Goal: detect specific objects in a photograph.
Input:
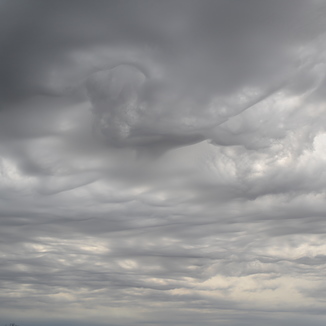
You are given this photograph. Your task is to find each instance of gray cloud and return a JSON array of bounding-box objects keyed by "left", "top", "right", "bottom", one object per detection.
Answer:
[{"left": 2, "top": 1, "right": 326, "bottom": 326}]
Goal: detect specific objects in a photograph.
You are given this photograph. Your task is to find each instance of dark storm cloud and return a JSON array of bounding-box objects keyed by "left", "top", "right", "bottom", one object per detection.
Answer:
[
  {"left": 2, "top": 0, "right": 326, "bottom": 150},
  {"left": 2, "top": 1, "right": 326, "bottom": 326}
]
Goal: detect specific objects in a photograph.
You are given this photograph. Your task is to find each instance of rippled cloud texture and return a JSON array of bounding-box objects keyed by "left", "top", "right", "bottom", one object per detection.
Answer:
[{"left": 2, "top": 1, "right": 326, "bottom": 325}]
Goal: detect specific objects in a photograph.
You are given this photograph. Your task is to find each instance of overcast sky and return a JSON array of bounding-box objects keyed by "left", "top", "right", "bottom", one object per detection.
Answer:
[{"left": 2, "top": 1, "right": 326, "bottom": 325}]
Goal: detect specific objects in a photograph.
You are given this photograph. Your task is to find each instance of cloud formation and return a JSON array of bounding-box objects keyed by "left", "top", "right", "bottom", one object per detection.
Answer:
[{"left": 1, "top": 1, "right": 326, "bottom": 326}]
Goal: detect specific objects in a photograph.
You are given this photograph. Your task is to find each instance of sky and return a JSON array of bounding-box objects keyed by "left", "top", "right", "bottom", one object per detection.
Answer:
[{"left": 2, "top": 1, "right": 326, "bottom": 325}]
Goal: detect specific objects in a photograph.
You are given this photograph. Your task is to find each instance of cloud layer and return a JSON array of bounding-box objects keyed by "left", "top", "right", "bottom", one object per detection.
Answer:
[{"left": 1, "top": 1, "right": 326, "bottom": 326}]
